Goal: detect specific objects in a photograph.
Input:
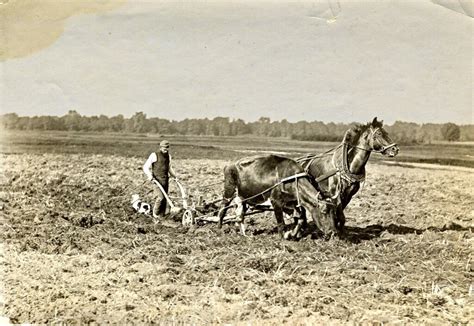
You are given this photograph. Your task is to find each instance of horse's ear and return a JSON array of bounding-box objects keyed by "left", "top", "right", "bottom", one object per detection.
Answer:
[{"left": 372, "top": 117, "right": 384, "bottom": 127}]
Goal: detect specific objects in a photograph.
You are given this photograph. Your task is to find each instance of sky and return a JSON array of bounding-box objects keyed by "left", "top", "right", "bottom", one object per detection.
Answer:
[{"left": 1, "top": 0, "right": 472, "bottom": 124}]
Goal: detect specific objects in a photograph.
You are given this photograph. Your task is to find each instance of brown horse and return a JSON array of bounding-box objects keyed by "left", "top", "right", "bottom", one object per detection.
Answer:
[
  {"left": 297, "top": 117, "right": 399, "bottom": 231},
  {"left": 217, "top": 154, "right": 338, "bottom": 239}
]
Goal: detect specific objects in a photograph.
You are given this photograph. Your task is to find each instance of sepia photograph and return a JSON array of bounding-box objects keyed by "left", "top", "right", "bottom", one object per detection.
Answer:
[{"left": 0, "top": 0, "right": 472, "bottom": 324}]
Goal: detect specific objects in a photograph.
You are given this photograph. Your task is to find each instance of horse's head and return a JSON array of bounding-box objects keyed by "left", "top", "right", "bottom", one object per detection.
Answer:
[
  {"left": 365, "top": 117, "right": 399, "bottom": 157},
  {"left": 309, "top": 192, "right": 339, "bottom": 235}
]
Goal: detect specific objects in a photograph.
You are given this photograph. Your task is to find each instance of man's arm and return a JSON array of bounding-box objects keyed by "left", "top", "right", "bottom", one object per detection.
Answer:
[
  {"left": 169, "top": 166, "right": 177, "bottom": 179},
  {"left": 143, "top": 152, "right": 157, "bottom": 181}
]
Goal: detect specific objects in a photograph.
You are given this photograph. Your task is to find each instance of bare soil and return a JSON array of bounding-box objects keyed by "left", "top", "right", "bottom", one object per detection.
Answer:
[{"left": 1, "top": 153, "right": 472, "bottom": 324}]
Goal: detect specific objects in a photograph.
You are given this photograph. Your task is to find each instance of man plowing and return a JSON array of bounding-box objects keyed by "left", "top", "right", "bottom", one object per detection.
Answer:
[{"left": 143, "top": 140, "right": 179, "bottom": 219}]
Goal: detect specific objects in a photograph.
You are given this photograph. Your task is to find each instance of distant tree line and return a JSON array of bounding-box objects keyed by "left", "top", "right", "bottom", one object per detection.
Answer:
[{"left": 1, "top": 111, "right": 472, "bottom": 143}]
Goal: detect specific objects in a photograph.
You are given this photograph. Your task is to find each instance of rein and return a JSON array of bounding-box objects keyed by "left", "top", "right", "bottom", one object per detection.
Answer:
[
  {"left": 237, "top": 172, "right": 310, "bottom": 206},
  {"left": 208, "top": 172, "right": 315, "bottom": 217}
]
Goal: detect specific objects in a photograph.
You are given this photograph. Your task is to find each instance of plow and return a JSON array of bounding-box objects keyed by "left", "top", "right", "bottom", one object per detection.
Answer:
[
  {"left": 150, "top": 177, "right": 291, "bottom": 227},
  {"left": 151, "top": 179, "right": 246, "bottom": 226}
]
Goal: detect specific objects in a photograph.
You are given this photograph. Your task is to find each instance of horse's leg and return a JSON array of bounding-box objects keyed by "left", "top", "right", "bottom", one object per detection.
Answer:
[
  {"left": 218, "top": 167, "right": 238, "bottom": 229},
  {"left": 341, "top": 183, "right": 360, "bottom": 210},
  {"left": 288, "top": 213, "right": 305, "bottom": 240},
  {"left": 218, "top": 198, "right": 232, "bottom": 229},
  {"left": 296, "top": 207, "right": 307, "bottom": 239},
  {"left": 297, "top": 206, "right": 308, "bottom": 229},
  {"left": 287, "top": 205, "right": 298, "bottom": 226},
  {"left": 282, "top": 205, "right": 306, "bottom": 240},
  {"left": 271, "top": 202, "right": 286, "bottom": 239},
  {"left": 237, "top": 202, "right": 247, "bottom": 236},
  {"left": 292, "top": 213, "right": 298, "bottom": 227},
  {"left": 336, "top": 204, "right": 346, "bottom": 232},
  {"left": 335, "top": 183, "right": 358, "bottom": 232}
]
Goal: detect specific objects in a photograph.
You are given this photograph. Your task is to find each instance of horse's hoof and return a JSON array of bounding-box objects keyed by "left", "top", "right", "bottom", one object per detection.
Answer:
[
  {"left": 283, "top": 231, "right": 292, "bottom": 240},
  {"left": 323, "top": 231, "right": 338, "bottom": 240}
]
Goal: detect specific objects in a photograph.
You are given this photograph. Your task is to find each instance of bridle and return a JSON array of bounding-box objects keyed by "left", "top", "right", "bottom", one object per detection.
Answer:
[
  {"left": 346, "top": 127, "right": 398, "bottom": 154},
  {"left": 333, "top": 126, "right": 397, "bottom": 187}
]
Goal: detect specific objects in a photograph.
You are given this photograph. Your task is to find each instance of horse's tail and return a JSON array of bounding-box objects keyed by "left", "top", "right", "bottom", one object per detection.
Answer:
[
  {"left": 222, "top": 164, "right": 238, "bottom": 200},
  {"left": 218, "top": 164, "right": 239, "bottom": 228}
]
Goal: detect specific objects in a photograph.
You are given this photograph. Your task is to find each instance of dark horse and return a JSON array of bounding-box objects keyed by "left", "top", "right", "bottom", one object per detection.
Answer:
[
  {"left": 217, "top": 154, "right": 338, "bottom": 239},
  {"left": 297, "top": 117, "right": 399, "bottom": 231}
]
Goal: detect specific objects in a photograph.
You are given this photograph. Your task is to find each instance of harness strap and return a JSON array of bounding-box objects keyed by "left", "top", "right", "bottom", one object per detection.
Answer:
[
  {"left": 295, "top": 177, "right": 301, "bottom": 207},
  {"left": 280, "top": 172, "right": 309, "bottom": 183},
  {"left": 296, "top": 144, "right": 343, "bottom": 166},
  {"left": 315, "top": 168, "right": 339, "bottom": 183},
  {"left": 374, "top": 142, "right": 398, "bottom": 153},
  {"left": 302, "top": 158, "right": 313, "bottom": 173},
  {"left": 238, "top": 172, "right": 309, "bottom": 205},
  {"left": 297, "top": 126, "right": 398, "bottom": 198},
  {"left": 301, "top": 141, "right": 365, "bottom": 186}
]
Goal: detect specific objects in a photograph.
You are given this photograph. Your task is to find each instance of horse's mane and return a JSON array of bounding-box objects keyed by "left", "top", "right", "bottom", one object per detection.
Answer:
[{"left": 343, "top": 119, "right": 384, "bottom": 144}]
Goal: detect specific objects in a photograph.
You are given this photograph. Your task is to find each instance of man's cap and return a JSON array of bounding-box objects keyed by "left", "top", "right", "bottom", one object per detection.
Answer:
[{"left": 159, "top": 140, "right": 170, "bottom": 148}]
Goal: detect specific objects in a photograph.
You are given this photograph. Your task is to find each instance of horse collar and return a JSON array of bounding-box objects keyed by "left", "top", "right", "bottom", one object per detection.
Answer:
[{"left": 334, "top": 142, "right": 366, "bottom": 184}]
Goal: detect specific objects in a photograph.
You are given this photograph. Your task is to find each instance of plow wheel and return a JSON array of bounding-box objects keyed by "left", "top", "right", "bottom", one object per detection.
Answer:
[{"left": 181, "top": 209, "right": 195, "bottom": 226}]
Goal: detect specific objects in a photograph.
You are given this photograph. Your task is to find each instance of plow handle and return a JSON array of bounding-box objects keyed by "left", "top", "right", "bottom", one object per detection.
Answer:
[
  {"left": 151, "top": 179, "right": 189, "bottom": 210},
  {"left": 151, "top": 179, "right": 176, "bottom": 209}
]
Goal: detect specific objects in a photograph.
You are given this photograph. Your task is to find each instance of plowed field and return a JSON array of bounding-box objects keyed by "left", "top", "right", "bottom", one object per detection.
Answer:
[{"left": 1, "top": 153, "right": 472, "bottom": 324}]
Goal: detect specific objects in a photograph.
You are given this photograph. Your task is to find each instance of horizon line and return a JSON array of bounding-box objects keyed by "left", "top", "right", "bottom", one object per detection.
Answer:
[{"left": 1, "top": 111, "right": 471, "bottom": 127}]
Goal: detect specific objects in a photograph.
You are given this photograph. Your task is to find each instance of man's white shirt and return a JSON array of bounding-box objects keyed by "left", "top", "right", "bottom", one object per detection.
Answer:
[
  {"left": 143, "top": 152, "right": 158, "bottom": 181},
  {"left": 143, "top": 152, "right": 173, "bottom": 181}
]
